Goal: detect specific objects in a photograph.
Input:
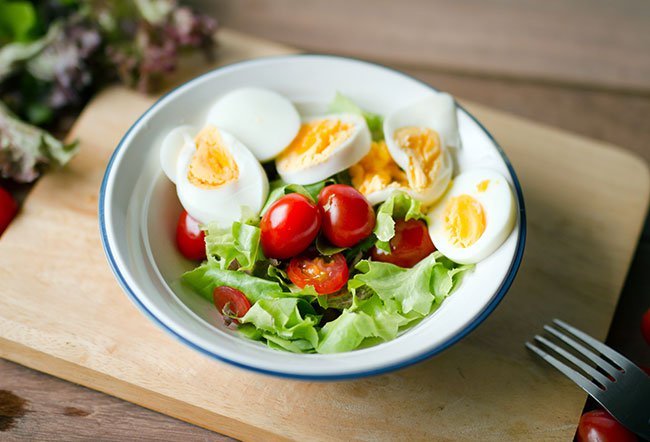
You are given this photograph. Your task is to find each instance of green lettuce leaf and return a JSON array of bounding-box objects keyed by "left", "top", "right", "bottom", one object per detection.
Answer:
[
  {"left": 352, "top": 254, "right": 437, "bottom": 316},
  {"left": 261, "top": 178, "right": 332, "bottom": 214},
  {"left": 316, "top": 309, "right": 379, "bottom": 353},
  {"left": 0, "top": 100, "right": 78, "bottom": 182},
  {"left": 204, "top": 221, "right": 263, "bottom": 271},
  {"left": 328, "top": 92, "right": 384, "bottom": 141},
  {"left": 182, "top": 262, "right": 284, "bottom": 304},
  {"left": 353, "top": 294, "right": 408, "bottom": 341},
  {"left": 373, "top": 191, "right": 426, "bottom": 252},
  {"left": 241, "top": 297, "right": 320, "bottom": 351}
]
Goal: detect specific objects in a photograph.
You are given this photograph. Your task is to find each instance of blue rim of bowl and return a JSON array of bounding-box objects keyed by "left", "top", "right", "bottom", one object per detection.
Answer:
[{"left": 99, "top": 54, "right": 527, "bottom": 381}]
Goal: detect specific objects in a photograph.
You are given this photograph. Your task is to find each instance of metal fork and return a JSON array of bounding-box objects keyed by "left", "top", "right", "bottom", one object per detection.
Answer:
[{"left": 526, "top": 319, "right": 650, "bottom": 439}]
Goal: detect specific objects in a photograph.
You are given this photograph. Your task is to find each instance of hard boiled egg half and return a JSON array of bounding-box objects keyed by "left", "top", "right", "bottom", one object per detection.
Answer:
[
  {"left": 206, "top": 87, "right": 301, "bottom": 162},
  {"left": 427, "top": 169, "right": 516, "bottom": 264},
  {"left": 161, "top": 125, "right": 269, "bottom": 226},
  {"left": 350, "top": 93, "right": 459, "bottom": 206},
  {"left": 275, "top": 113, "right": 371, "bottom": 185}
]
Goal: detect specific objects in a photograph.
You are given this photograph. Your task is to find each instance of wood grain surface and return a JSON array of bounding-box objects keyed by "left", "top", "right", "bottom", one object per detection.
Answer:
[
  {"left": 197, "top": 0, "right": 650, "bottom": 92},
  {"left": 0, "top": 29, "right": 648, "bottom": 441},
  {"left": 2, "top": 3, "right": 650, "bottom": 438}
]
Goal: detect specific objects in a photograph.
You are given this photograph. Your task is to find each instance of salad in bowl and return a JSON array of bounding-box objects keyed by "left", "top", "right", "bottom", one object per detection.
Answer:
[
  {"left": 100, "top": 55, "right": 524, "bottom": 378},
  {"left": 162, "top": 87, "right": 516, "bottom": 354}
]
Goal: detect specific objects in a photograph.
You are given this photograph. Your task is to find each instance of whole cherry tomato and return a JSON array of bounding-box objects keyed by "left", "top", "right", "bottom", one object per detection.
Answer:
[
  {"left": 318, "top": 184, "right": 375, "bottom": 247},
  {"left": 287, "top": 252, "right": 349, "bottom": 295},
  {"left": 213, "top": 286, "right": 251, "bottom": 322},
  {"left": 176, "top": 210, "right": 206, "bottom": 261},
  {"left": 577, "top": 409, "right": 637, "bottom": 442},
  {"left": 371, "top": 218, "right": 435, "bottom": 268},
  {"left": 641, "top": 308, "right": 650, "bottom": 345},
  {"left": 260, "top": 193, "right": 322, "bottom": 259},
  {"left": 0, "top": 186, "right": 18, "bottom": 235}
]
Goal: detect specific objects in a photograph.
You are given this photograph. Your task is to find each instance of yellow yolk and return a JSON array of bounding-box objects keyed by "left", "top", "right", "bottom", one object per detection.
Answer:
[
  {"left": 444, "top": 194, "right": 486, "bottom": 248},
  {"left": 394, "top": 126, "right": 442, "bottom": 191},
  {"left": 350, "top": 140, "right": 408, "bottom": 195},
  {"left": 276, "top": 119, "right": 352, "bottom": 171},
  {"left": 477, "top": 179, "right": 490, "bottom": 192},
  {"left": 188, "top": 126, "right": 239, "bottom": 189}
]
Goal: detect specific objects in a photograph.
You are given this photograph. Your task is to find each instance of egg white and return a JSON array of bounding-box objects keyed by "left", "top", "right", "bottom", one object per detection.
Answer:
[
  {"left": 428, "top": 169, "right": 515, "bottom": 264},
  {"left": 383, "top": 92, "right": 461, "bottom": 172},
  {"left": 276, "top": 113, "right": 371, "bottom": 185},
  {"left": 175, "top": 129, "right": 269, "bottom": 226},
  {"left": 160, "top": 125, "right": 196, "bottom": 184},
  {"left": 206, "top": 87, "right": 300, "bottom": 162}
]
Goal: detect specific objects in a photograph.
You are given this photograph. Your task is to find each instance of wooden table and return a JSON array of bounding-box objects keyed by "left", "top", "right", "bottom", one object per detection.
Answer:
[{"left": 2, "top": 1, "right": 649, "bottom": 439}]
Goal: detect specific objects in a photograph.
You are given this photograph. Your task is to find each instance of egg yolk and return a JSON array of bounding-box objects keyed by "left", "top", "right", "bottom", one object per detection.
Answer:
[
  {"left": 477, "top": 179, "right": 490, "bottom": 192},
  {"left": 350, "top": 140, "right": 408, "bottom": 195},
  {"left": 188, "top": 126, "right": 239, "bottom": 189},
  {"left": 444, "top": 194, "right": 486, "bottom": 248},
  {"left": 276, "top": 119, "right": 352, "bottom": 171},
  {"left": 394, "top": 126, "right": 442, "bottom": 191}
]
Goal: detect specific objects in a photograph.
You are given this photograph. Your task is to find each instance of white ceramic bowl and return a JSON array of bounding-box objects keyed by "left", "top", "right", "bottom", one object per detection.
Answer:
[{"left": 100, "top": 55, "right": 526, "bottom": 380}]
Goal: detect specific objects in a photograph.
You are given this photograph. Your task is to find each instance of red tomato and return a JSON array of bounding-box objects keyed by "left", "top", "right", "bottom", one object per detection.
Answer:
[
  {"left": 318, "top": 184, "right": 375, "bottom": 247},
  {"left": 213, "top": 286, "right": 251, "bottom": 321},
  {"left": 577, "top": 409, "right": 637, "bottom": 442},
  {"left": 641, "top": 308, "right": 650, "bottom": 345},
  {"left": 287, "top": 252, "right": 349, "bottom": 295},
  {"left": 0, "top": 187, "right": 18, "bottom": 235},
  {"left": 260, "top": 193, "right": 322, "bottom": 259},
  {"left": 371, "top": 218, "right": 435, "bottom": 268},
  {"left": 176, "top": 210, "right": 206, "bottom": 261}
]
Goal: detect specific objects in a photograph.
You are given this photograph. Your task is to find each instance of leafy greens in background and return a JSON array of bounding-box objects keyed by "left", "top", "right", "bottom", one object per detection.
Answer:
[{"left": 0, "top": 0, "right": 217, "bottom": 182}]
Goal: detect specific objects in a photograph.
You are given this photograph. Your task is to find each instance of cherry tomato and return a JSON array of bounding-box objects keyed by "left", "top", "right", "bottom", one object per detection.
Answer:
[
  {"left": 213, "top": 286, "right": 251, "bottom": 322},
  {"left": 371, "top": 218, "right": 435, "bottom": 268},
  {"left": 287, "top": 252, "right": 349, "bottom": 295},
  {"left": 318, "top": 184, "right": 375, "bottom": 247},
  {"left": 0, "top": 187, "right": 18, "bottom": 235},
  {"left": 260, "top": 193, "right": 322, "bottom": 259},
  {"left": 577, "top": 409, "right": 637, "bottom": 442},
  {"left": 641, "top": 308, "right": 650, "bottom": 345},
  {"left": 176, "top": 210, "right": 206, "bottom": 261}
]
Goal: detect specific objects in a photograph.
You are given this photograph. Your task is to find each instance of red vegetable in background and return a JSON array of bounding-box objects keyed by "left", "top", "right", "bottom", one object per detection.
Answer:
[
  {"left": 0, "top": 187, "right": 18, "bottom": 235},
  {"left": 176, "top": 210, "right": 206, "bottom": 261},
  {"left": 213, "top": 286, "right": 251, "bottom": 322},
  {"left": 576, "top": 409, "right": 637, "bottom": 442},
  {"left": 371, "top": 218, "right": 435, "bottom": 268},
  {"left": 260, "top": 193, "right": 322, "bottom": 259},
  {"left": 641, "top": 308, "right": 650, "bottom": 345},
  {"left": 318, "top": 184, "right": 375, "bottom": 247},
  {"left": 287, "top": 252, "right": 349, "bottom": 295}
]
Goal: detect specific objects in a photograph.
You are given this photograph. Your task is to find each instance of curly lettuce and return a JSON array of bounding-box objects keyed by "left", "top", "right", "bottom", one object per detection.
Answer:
[{"left": 373, "top": 191, "right": 427, "bottom": 252}]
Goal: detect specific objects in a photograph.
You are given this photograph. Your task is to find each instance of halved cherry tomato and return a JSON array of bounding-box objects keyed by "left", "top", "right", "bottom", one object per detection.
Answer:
[
  {"left": 260, "top": 193, "right": 322, "bottom": 259},
  {"left": 577, "top": 409, "right": 637, "bottom": 442},
  {"left": 371, "top": 218, "right": 435, "bottom": 268},
  {"left": 0, "top": 186, "right": 18, "bottom": 235},
  {"left": 318, "top": 184, "right": 375, "bottom": 247},
  {"left": 287, "top": 252, "right": 349, "bottom": 295},
  {"left": 641, "top": 308, "right": 650, "bottom": 345},
  {"left": 213, "top": 286, "right": 251, "bottom": 322},
  {"left": 176, "top": 210, "right": 206, "bottom": 261}
]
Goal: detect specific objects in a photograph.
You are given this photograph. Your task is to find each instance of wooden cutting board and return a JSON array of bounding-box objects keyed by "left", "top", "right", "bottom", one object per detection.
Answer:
[{"left": 0, "top": 30, "right": 648, "bottom": 441}]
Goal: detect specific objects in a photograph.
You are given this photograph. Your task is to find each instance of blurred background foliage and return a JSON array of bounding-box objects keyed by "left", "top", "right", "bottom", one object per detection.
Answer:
[{"left": 0, "top": 0, "right": 217, "bottom": 182}]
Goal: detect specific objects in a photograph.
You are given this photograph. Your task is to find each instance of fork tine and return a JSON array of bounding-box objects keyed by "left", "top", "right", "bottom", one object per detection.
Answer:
[
  {"left": 526, "top": 342, "right": 603, "bottom": 398},
  {"left": 544, "top": 325, "right": 620, "bottom": 377},
  {"left": 534, "top": 336, "right": 611, "bottom": 387},
  {"left": 553, "top": 319, "right": 633, "bottom": 369}
]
